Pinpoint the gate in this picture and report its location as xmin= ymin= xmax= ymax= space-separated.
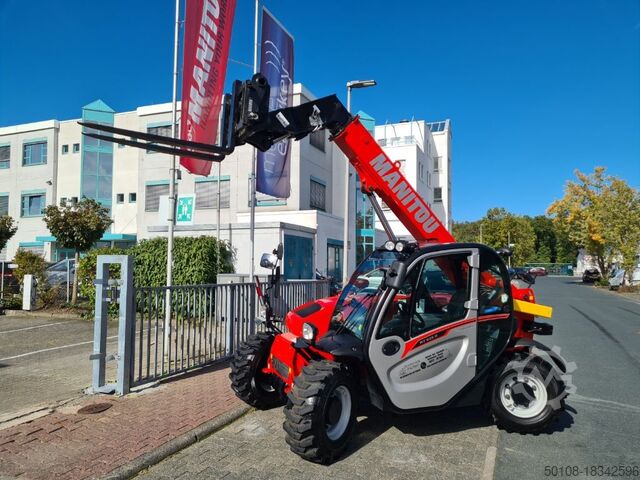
xmin=90 ymin=255 xmax=331 ymax=394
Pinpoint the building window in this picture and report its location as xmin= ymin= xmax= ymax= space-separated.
xmin=116 ymin=193 xmax=125 ymax=204
xmin=434 ymin=187 xmax=442 ymax=203
xmin=309 ymin=130 xmax=325 ymax=152
xmin=434 ymin=156 xmax=441 ymax=172
xmin=129 ymin=192 xmax=137 ymax=203
xmin=21 ymin=192 xmax=46 ymax=217
xmin=0 ymin=145 xmax=9 ymax=169
xmin=22 ymin=141 xmax=47 ymax=166
xmin=62 ymin=144 xmax=69 ymax=154
xmin=73 ymin=143 xmax=80 ymax=153
xmin=310 ymin=179 xmax=326 ymax=211
xmin=147 ymin=124 xmax=172 ymax=153
xmin=327 ymin=243 xmax=343 ymax=280
xmin=145 ymin=184 xmax=169 ymax=212
xmin=196 ymin=179 xmax=230 ymax=209
xmin=377 ymin=138 xmax=387 ymax=147
xmin=0 ymin=195 xmax=8 ymax=216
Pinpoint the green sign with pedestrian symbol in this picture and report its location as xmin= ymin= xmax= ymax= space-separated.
xmin=176 ymin=194 xmax=195 ymax=225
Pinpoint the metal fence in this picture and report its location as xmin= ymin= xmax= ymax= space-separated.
xmin=131 ymin=279 xmax=330 ymax=387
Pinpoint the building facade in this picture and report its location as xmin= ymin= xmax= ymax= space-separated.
xmin=0 ymin=89 xmax=452 ymax=281
xmin=374 ymin=119 xmax=452 ymax=238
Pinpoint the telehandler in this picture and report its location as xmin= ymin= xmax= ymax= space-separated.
xmin=82 ymin=74 xmax=569 ymax=464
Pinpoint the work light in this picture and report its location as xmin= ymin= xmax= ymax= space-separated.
xmin=302 ymin=323 xmax=317 ymax=343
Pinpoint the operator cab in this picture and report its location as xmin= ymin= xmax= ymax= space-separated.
xmin=330 ymin=243 xmax=515 ymax=411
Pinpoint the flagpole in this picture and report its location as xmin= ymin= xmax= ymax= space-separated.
xmin=165 ymin=0 xmax=180 ymax=347
xmin=249 ymin=0 xmax=258 ymax=334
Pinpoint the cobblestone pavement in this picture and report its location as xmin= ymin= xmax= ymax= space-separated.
xmin=138 ymin=405 xmax=498 ymax=480
xmin=0 ymin=364 xmax=242 ymax=480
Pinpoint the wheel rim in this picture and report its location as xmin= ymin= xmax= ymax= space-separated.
xmin=499 ymin=373 xmax=548 ymax=419
xmin=325 ymin=385 xmax=352 ymax=441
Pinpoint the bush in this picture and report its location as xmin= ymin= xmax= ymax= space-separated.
xmin=13 ymin=249 xmax=47 ymax=294
xmin=0 ymin=295 xmax=22 ymax=310
xmin=132 ymin=236 xmax=234 ymax=287
xmin=39 ymin=284 xmax=67 ymax=308
xmin=77 ymin=247 xmax=125 ymax=312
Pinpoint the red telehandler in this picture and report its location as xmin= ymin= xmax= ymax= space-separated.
xmin=82 ymin=74 xmax=569 ymax=464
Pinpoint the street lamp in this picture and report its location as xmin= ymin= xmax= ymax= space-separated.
xmin=343 ymin=79 xmax=377 ymax=285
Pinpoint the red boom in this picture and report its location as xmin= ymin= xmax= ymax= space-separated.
xmin=333 ymin=117 xmax=455 ymax=245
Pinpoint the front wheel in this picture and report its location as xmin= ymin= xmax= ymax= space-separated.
xmin=229 ymin=332 xmax=286 ymax=409
xmin=283 ymin=360 xmax=358 ymax=464
xmin=490 ymin=354 xmax=565 ymax=433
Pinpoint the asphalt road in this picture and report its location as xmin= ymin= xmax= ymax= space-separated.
xmin=0 ymin=315 xmax=118 ymax=418
xmin=138 ymin=277 xmax=640 ymax=480
xmin=495 ymin=277 xmax=640 ymax=479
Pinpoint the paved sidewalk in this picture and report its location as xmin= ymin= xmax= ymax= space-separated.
xmin=0 ymin=363 xmax=244 ymax=480
xmin=138 ymin=405 xmax=499 ymax=480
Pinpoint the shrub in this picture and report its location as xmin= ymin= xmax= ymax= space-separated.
xmin=39 ymin=284 xmax=67 ymax=308
xmin=13 ymin=249 xmax=47 ymax=294
xmin=132 ymin=236 xmax=234 ymax=287
xmin=77 ymin=247 xmax=125 ymax=312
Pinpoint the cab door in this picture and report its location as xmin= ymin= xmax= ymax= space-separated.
xmin=367 ymin=249 xmax=480 ymax=410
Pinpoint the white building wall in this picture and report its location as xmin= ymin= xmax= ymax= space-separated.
xmin=373 ymin=119 xmax=452 ymax=240
xmin=0 ymin=120 xmax=59 ymax=260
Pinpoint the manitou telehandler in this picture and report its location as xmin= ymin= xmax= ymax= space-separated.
xmin=82 ymin=74 xmax=569 ymax=464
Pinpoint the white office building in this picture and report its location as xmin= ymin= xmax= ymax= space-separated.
xmin=0 ymin=88 xmax=452 ymax=280
xmin=374 ymin=119 xmax=453 ymax=236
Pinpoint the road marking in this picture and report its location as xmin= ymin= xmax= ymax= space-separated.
xmin=482 ymin=445 xmax=497 ymax=480
xmin=0 ymin=321 xmax=67 ymax=334
xmin=0 ymin=335 xmax=118 ymax=362
xmin=570 ymin=393 xmax=640 ymax=414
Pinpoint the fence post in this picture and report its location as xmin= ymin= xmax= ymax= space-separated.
xmin=226 ymin=285 xmax=235 ymax=356
xmin=116 ymin=256 xmax=134 ymax=395
xmin=91 ymin=260 xmax=109 ymax=392
xmin=90 ymin=255 xmax=134 ymax=395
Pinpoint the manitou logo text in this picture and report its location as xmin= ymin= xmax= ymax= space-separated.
xmin=370 ymin=154 xmax=440 ymax=234
xmin=187 ymin=0 xmax=223 ymax=134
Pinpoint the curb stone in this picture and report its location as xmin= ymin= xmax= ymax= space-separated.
xmin=100 ymin=405 xmax=252 ymax=480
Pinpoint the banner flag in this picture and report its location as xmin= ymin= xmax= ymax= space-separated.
xmin=256 ymin=8 xmax=294 ymax=198
xmin=180 ymin=0 xmax=237 ymax=176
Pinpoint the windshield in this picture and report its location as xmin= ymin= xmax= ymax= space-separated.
xmin=330 ymin=249 xmax=404 ymax=339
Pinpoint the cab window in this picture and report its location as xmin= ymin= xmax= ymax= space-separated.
xmin=377 ymin=252 xmax=472 ymax=341
xmin=477 ymin=251 xmax=513 ymax=370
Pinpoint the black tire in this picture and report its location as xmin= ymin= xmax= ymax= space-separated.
xmin=490 ymin=354 xmax=565 ymax=433
xmin=229 ymin=332 xmax=286 ymax=409
xmin=283 ymin=360 xmax=358 ymax=464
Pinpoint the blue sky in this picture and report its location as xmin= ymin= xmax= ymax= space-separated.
xmin=0 ymin=0 xmax=638 ymax=221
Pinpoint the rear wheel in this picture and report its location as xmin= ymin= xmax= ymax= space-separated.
xmin=490 ymin=354 xmax=564 ymax=433
xmin=229 ymin=332 xmax=285 ymax=409
xmin=283 ymin=360 xmax=357 ymax=464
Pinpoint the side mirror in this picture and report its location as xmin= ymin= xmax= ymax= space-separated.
xmin=260 ymin=252 xmax=278 ymax=269
xmin=385 ymin=261 xmax=408 ymax=290
xmin=275 ymin=243 xmax=283 ymax=260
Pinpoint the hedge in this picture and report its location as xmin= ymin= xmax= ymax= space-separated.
xmin=131 ymin=236 xmax=234 ymax=287
xmin=77 ymin=237 xmax=235 ymax=315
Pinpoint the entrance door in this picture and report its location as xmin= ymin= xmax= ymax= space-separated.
xmin=284 ymin=234 xmax=313 ymax=279
xmin=368 ymin=249 xmax=480 ymax=410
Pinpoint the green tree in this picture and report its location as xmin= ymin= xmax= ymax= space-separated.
xmin=0 ymin=215 xmax=17 ymax=253
xmin=452 ymin=220 xmax=483 ymax=243
xmin=44 ymin=198 xmax=112 ymax=304
xmin=482 ymin=208 xmax=536 ymax=266
xmin=548 ymin=167 xmax=640 ymax=278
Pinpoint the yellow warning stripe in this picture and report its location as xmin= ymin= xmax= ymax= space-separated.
xmin=513 ymin=299 xmax=553 ymax=318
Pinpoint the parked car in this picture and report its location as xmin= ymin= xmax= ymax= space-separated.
xmin=528 ymin=266 xmax=548 ymax=276
xmin=582 ymin=268 xmax=601 ymax=283
xmin=45 ymin=259 xmax=76 ymax=286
